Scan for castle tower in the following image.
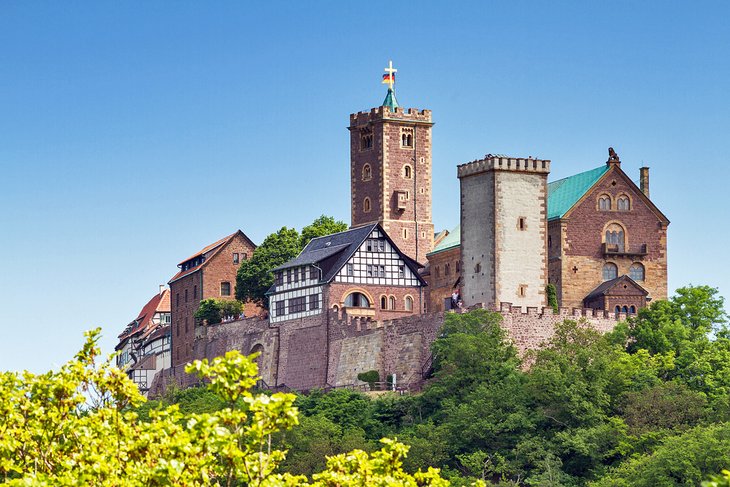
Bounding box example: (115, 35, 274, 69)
(348, 61, 434, 264)
(457, 155, 550, 309)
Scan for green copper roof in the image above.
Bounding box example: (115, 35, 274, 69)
(547, 165, 609, 220)
(428, 225, 460, 256)
(382, 88, 399, 112)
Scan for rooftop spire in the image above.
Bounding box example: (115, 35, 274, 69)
(381, 60, 399, 111)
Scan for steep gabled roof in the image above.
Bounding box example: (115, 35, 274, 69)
(584, 275, 648, 301)
(117, 289, 170, 342)
(547, 165, 610, 221)
(270, 224, 426, 290)
(168, 230, 255, 284)
(427, 224, 460, 256)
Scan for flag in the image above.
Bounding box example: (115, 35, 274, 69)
(382, 73, 395, 84)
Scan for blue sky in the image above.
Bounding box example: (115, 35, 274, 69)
(1, 1, 728, 373)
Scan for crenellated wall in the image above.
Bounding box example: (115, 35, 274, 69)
(150, 305, 620, 396)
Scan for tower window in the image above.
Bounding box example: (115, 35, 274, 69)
(363, 197, 371, 213)
(360, 131, 373, 150)
(401, 128, 414, 147)
(518, 284, 527, 297)
(518, 217, 527, 231)
(362, 164, 372, 181)
(403, 164, 412, 179)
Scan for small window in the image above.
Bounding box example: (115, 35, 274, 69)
(399, 265, 405, 278)
(615, 305, 621, 318)
(367, 265, 373, 277)
(185, 289, 188, 302)
(598, 195, 612, 211)
(275, 301, 285, 317)
(380, 296, 387, 309)
(286, 270, 291, 284)
(403, 165, 412, 179)
(220, 282, 231, 296)
(275, 272, 283, 286)
(445, 263, 451, 276)
(518, 217, 527, 231)
(389, 296, 396, 310)
(346, 263, 354, 276)
(233, 253, 240, 264)
(405, 296, 413, 311)
(362, 164, 372, 181)
(379, 265, 385, 277)
(456, 260, 460, 272)
(378, 240, 385, 252)
(629, 262, 645, 281)
(630, 305, 636, 314)
(622, 305, 629, 314)
(193, 285, 198, 299)
(363, 197, 371, 213)
(309, 294, 320, 310)
(602, 263, 618, 281)
(360, 131, 373, 150)
(475, 263, 482, 273)
(401, 129, 414, 147)
(617, 195, 630, 211)
(518, 285, 527, 297)
(294, 268, 299, 283)
(402, 228, 408, 239)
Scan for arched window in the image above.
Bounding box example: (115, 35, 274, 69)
(602, 263, 618, 281)
(598, 195, 612, 210)
(380, 296, 387, 310)
(362, 164, 372, 181)
(363, 197, 371, 213)
(615, 305, 621, 318)
(403, 164, 412, 179)
(401, 131, 413, 147)
(604, 223, 625, 252)
(617, 195, 630, 211)
(630, 305, 637, 314)
(445, 263, 451, 276)
(405, 296, 413, 311)
(622, 306, 629, 314)
(389, 296, 396, 310)
(344, 292, 370, 308)
(629, 262, 645, 281)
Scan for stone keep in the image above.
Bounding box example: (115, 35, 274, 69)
(458, 155, 550, 309)
(349, 106, 434, 264)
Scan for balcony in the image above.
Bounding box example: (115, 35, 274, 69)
(602, 243, 648, 257)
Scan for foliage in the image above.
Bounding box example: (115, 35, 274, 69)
(357, 370, 380, 387)
(545, 284, 558, 314)
(235, 215, 348, 310)
(300, 215, 348, 249)
(0, 330, 451, 486)
(193, 298, 244, 325)
(704, 470, 730, 487)
(236, 226, 301, 309)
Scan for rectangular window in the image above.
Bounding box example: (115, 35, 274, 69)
(220, 282, 231, 296)
(311, 266, 319, 281)
(309, 294, 319, 310)
(399, 265, 405, 278)
(366, 240, 373, 252)
(193, 285, 198, 299)
(379, 265, 385, 277)
(347, 263, 354, 276)
(185, 289, 188, 302)
(289, 297, 306, 313)
(275, 272, 283, 286)
(294, 268, 299, 282)
(275, 301, 285, 317)
(378, 240, 385, 252)
(233, 253, 240, 264)
(286, 270, 291, 284)
(367, 265, 373, 277)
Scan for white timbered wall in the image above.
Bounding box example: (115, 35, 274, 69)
(334, 229, 420, 286)
(269, 284, 323, 324)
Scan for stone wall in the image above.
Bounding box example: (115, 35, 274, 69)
(152, 302, 620, 396)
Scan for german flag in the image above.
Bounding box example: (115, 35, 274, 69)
(382, 73, 395, 83)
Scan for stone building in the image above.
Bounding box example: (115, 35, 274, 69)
(423, 225, 461, 311)
(349, 92, 434, 265)
(115, 286, 171, 394)
(168, 230, 258, 367)
(458, 155, 551, 309)
(546, 149, 670, 310)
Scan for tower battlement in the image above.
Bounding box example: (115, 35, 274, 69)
(350, 107, 433, 127)
(457, 154, 550, 179)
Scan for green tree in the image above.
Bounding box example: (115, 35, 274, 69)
(300, 215, 348, 249)
(236, 226, 301, 309)
(545, 284, 559, 314)
(194, 298, 244, 325)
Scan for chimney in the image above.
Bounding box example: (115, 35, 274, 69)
(159, 284, 165, 296)
(640, 167, 650, 198)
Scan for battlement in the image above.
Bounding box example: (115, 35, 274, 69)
(457, 154, 550, 178)
(349, 106, 433, 127)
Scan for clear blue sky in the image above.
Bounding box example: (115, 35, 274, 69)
(1, 1, 728, 373)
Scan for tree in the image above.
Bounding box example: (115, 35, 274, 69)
(194, 298, 243, 325)
(0, 329, 454, 486)
(545, 284, 558, 314)
(300, 215, 348, 249)
(236, 226, 301, 309)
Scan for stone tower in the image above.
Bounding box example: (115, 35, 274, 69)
(457, 155, 550, 309)
(348, 102, 434, 265)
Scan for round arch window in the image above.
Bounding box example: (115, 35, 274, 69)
(344, 292, 370, 308)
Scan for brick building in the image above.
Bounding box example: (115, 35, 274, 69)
(547, 149, 669, 311)
(423, 225, 461, 312)
(168, 230, 258, 366)
(348, 91, 434, 265)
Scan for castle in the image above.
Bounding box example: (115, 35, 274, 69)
(117, 63, 669, 395)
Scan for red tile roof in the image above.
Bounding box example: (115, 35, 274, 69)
(118, 289, 170, 341)
(168, 231, 244, 284)
(177, 233, 235, 266)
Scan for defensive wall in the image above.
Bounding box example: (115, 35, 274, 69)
(149, 305, 621, 396)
